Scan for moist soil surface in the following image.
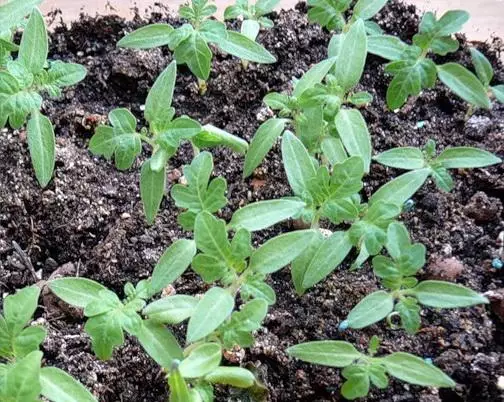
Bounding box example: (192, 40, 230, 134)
(1, 1, 504, 401)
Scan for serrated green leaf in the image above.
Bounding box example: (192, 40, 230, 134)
(334, 109, 371, 172)
(2, 350, 42, 401)
(18, 8, 47, 74)
(3, 286, 40, 336)
(48, 278, 108, 308)
(199, 20, 227, 44)
(287, 340, 362, 367)
(409, 280, 489, 308)
(117, 23, 174, 48)
(40, 367, 97, 402)
(435, 10, 469, 36)
(26, 110, 54, 187)
(194, 211, 232, 261)
(434, 146, 502, 168)
(347, 290, 394, 328)
(174, 32, 212, 80)
(136, 319, 183, 368)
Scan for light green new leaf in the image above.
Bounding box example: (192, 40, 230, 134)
(229, 199, 306, 232)
(369, 168, 431, 207)
(18, 8, 47, 74)
(12, 326, 46, 358)
(174, 32, 212, 80)
(179, 343, 221, 378)
(3, 286, 40, 335)
(140, 159, 166, 225)
(469, 48, 493, 87)
(85, 311, 124, 360)
(431, 166, 453, 192)
(205, 367, 255, 388)
(187, 287, 235, 343)
(243, 118, 287, 177)
(341, 371, 370, 400)
(437, 63, 491, 109)
(281, 131, 317, 196)
(367, 35, 409, 61)
(145, 61, 176, 125)
(382, 352, 455, 387)
(334, 109, 371, 172)
(347, 291, 394, 328)
(354, 0, 388, 20)
(287, 341, 362, 367)
(48, 278, 109, 308)
(194, 212, 232, 260)
(409, 280, 489, 308)
(40, 367, 97, 402)
(434, 146, 501, 169)
(117, 24, 174, 48)
(334, 19, 367, 91)
(143, 295, 198, 324)
(249, 230, 318, 274)
(374, 147, 426, 170)
(27, 110, 55, 187)
(192, 124, 248, 154)
(136, 319, 183, 368)
(217, 31, 276, 63)
(151, 239, 197, 294)
(0, 0, 42, 29)
(293, 57, 336, 97)
(2, 350, 42, 401)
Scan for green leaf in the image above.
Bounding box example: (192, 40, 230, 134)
(382, 352, 455, 387)
(249, 230, 318, 274)
(334, 19, 367, 91)
(3, 286, 40, 335)
(117, 23, 174, 48)
(263, 92, 289, 110)
(431, 166, 453, 192)
(243, 118, 287, 177)
(300, 231, 353, 290)
(145, 60, 176, 125)
(143, 295, 198, 324)
(0, 0, 42, 30)
(194, 212, 232, 261)
(241, 275, 276, 305)
(205, 367, 255, 388)
(409, 280, 489, 308)
(217, 31, 276, 63)
(48, 278, 108, 308)
(187, 287, 235, 343)
(434, 146, 501, 168)
(37, 61, 87, 94)
(136, 319, 183, 368)
(430, 37, 459, 56)
(221, 299, 268, 348)
(140, 159, 166, 224)
(40, 367, 97, 402)
(374, 147, 426, 170)
(369, 168, 431, 207)
(347, 290, 394, 328)
(18, 8, 47, 74)
(348, 91, 373, 106)
(12, 326, 46, 358)
(321, 137, 347, 165)
(241, 19, 260, 42)
(151, 239, 197, 294)
(168, 368, 191, 402)
(341, 368, 370, 400)
(353, 0, 387, 19)
(293, 57, 336, 98)
(435, 10, 469, 36)
(395, 297, 421, 334)
(367, 35, 409, 61)
(2, 350, 42, 401)
(174, 32, 212, 81)
(85, 311, 124, 360)
(437, 63, 491, 109)
(281, 131, 317, 197)
(179, 343, 221, 378)
(27, 110, 55, 187)
(256, 0, 280, 15)
(199, 20, 228, 44)
(287, 341, 362, 367)
(492, 85, 504, 103)
(386, 65, 422, 110)
(334, 109, 371, 172)
(385, 222, 411, 260)
(229, 199, 306, 232)
(192, 124, 248, 154)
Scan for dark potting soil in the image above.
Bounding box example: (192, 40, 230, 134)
(1, 1, 504, 401)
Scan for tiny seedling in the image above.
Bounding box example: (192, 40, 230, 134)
(288, 335, 455, 400)
(367, 10, 493, 110)
(88, 61, 247, 224)
(0, 6, 87, 187)
(117, 0, 276, 91)
(0, 286, 97, 402)
(344, 222, 489, 333)
(374, 139, 502, 192)
(308, 0, 388, 35)
(469, 47, 504, 104)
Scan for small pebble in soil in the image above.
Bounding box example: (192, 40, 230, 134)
(403, 199, 415, 212)
(492, 258, 503, 269)
(426, 256, 464, 281)
(424, 357, 433, 364)
(338, 320, 349, 331)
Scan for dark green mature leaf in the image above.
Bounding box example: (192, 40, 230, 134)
(229, 199, 306, 232)
(249, 230, 318, 274)
(143, 295, 198, 324)
(18, 8, 47, 74)
(49, 278, 109, 308)
(187, 287, 235, 343)
(151, 239, 197, 294)
(136, 319, 183, 368)
(117, 24, 174, 48)
(281, 131, 317, 197)
(217, 31, 276, 63)
(382, 352, 455, 387)
(434, 146, 502, 168)
(438, 63, 491, 109)
(40, 367, 97, 402)
(174, 32, 212, 80)
(1, 350, 42, 401)
(374, 147, 426, 170)
(347, 291, 394, 328)
(334, 19, 367, 91)
(367, 35, 409, 61)
(243, 118, 287, 177)
(205, 367, 255, 388)
(369, 168, 431, 207)
(145, 60, 176, 126)
(334, 109, 371, 172)
(470, 48, 494, 87)
(192, 124, 248, 154)
(353, 0, 387, 19)
(27, 110, 55, 187)
(409, 280, 489, 308)
(287, 341, 362, 367)
(140, 159, 166, 224)
(293, 57, 337, 97)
